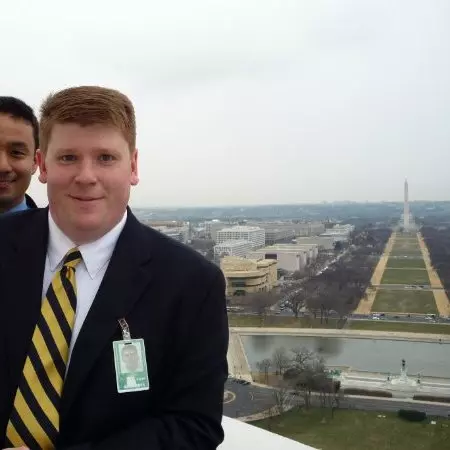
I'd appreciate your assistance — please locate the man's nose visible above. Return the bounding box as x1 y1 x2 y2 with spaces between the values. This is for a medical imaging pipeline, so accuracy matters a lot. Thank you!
74 161 97 184
0 150 12 172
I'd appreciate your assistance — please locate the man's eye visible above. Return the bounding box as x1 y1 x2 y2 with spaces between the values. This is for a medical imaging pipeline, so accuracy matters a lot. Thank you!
99 154 115 162
11 150 26 157
60 155 76 162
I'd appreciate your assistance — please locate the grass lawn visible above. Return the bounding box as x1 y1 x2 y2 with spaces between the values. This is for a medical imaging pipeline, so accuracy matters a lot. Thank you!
390 251 423 258
386 258 426 269
253 408 450 450
381 268 430 285
349 320 450 335
227 314 340 329
372 289 438 314
392 239 419 247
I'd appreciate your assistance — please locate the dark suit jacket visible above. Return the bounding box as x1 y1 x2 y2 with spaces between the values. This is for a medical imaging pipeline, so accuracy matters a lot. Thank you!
0 208 229 449
25 193 38 209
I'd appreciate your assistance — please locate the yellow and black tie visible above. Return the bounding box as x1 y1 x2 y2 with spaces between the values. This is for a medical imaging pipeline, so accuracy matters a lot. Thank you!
5 248 82 450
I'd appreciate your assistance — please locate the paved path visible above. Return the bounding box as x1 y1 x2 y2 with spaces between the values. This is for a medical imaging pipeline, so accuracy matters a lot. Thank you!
418 233 450 316
231 326 450 343
227 331 252 381
354 232 396 314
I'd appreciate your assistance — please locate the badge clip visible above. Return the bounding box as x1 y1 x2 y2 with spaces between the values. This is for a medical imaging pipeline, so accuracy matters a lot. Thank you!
118 318 132 343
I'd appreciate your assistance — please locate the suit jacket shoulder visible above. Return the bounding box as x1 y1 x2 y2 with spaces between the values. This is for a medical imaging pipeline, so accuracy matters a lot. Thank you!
0 208 45 254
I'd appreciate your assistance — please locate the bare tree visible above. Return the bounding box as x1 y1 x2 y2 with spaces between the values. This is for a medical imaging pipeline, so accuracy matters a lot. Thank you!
256 358 272 384
249 292 276 326
287 289 306 318
272 347 290 376
284 348 327 410
292 270 304 280
272 380 292 415
317 377 343 418
290 347 314 367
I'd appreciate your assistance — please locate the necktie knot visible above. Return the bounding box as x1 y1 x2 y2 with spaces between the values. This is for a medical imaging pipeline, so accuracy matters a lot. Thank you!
63 247 82 269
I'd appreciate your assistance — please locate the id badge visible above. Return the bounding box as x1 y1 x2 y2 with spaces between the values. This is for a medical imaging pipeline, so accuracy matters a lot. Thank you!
113 319 150 393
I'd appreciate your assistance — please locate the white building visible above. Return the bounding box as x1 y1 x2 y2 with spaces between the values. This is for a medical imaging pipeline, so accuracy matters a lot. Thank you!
294 236 336 251
248 243 319 272
321 224 355 241
153 225 190 244
214 240 254 259
205 220 230 241
216 226 265 249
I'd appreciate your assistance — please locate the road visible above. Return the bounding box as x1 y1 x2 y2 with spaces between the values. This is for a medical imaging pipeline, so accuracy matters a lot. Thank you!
338 395 450 418
223 380 450 419
296 393 450 418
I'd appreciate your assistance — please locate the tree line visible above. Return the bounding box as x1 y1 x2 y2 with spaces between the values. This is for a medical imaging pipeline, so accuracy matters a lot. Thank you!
421 226 450 292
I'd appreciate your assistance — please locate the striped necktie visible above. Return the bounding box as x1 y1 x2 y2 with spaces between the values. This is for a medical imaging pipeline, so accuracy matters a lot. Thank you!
5 248 82 450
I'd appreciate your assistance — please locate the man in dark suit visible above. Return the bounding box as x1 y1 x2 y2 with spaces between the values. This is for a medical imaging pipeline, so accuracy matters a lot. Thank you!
0 97 39 214
0 86 229 450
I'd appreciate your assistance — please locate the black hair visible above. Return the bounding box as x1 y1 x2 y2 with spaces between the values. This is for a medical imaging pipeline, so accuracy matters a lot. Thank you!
0 96 39 149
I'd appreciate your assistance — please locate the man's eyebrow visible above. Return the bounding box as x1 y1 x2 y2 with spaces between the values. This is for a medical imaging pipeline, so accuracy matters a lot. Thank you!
8 141 30 151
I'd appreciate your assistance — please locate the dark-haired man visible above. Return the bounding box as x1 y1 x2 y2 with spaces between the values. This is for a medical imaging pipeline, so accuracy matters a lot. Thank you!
0 96 39 214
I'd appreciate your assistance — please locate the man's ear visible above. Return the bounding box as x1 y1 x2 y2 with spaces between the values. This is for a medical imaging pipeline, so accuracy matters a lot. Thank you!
36 149 48 184
31 151 38 175
130 149 139 186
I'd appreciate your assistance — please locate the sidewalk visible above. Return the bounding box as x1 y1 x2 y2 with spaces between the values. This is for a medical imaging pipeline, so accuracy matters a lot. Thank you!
231 326 450 343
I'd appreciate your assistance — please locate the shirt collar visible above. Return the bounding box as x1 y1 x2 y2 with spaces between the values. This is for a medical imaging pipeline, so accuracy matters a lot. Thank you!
3 197 28 215
47 210 128 278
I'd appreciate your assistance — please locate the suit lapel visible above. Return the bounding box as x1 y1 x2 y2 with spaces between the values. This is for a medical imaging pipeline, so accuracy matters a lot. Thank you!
4 209 48 392
60 211 154 420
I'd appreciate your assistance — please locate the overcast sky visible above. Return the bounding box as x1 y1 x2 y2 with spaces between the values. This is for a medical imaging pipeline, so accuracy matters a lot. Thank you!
1 0 449 207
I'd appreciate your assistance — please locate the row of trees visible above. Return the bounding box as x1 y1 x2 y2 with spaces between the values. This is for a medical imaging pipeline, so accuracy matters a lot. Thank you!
421 226 450 291
303 227 390 318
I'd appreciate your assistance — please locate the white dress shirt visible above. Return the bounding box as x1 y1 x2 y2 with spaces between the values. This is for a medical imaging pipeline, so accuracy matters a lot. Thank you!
42 210 127 363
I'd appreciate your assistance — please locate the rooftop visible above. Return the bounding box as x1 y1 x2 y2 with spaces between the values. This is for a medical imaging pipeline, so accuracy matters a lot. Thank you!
215 240 253 248
219 226 264 232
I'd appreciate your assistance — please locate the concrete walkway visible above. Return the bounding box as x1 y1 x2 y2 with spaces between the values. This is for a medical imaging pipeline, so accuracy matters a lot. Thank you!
227 331 252 381
418 233 450 316
231 326 450 343
354 232 396 314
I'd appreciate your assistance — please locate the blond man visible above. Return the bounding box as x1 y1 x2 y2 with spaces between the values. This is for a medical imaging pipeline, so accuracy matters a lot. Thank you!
0 86 228 450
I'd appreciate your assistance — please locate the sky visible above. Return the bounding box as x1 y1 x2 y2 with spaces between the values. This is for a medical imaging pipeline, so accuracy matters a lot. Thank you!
1 0 450 207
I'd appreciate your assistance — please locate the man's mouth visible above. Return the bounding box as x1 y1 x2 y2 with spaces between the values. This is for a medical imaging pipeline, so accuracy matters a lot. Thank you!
69 195 102 202
0 180 14 188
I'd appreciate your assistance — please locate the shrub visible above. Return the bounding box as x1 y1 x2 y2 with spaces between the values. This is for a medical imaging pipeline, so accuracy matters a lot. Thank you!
413 395 450 403
398 409 427 422
343 388 392 398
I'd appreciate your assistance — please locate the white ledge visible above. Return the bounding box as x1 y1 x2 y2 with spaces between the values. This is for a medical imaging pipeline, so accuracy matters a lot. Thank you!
220 416 317 450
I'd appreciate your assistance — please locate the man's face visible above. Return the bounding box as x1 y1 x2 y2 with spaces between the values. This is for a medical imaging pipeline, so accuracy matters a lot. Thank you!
0 113 37 212
122 345 139 372
37 123 138 244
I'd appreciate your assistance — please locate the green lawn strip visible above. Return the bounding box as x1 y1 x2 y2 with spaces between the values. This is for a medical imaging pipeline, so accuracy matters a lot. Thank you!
253 409 450 450
372 290 438 314
386 258 426 269
380 268 430 285
349 320 450 334
227 314 340 328
390 249 423 256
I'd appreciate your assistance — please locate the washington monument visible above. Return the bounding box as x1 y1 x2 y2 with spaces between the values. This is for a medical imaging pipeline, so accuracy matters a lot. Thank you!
404 178 410 230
